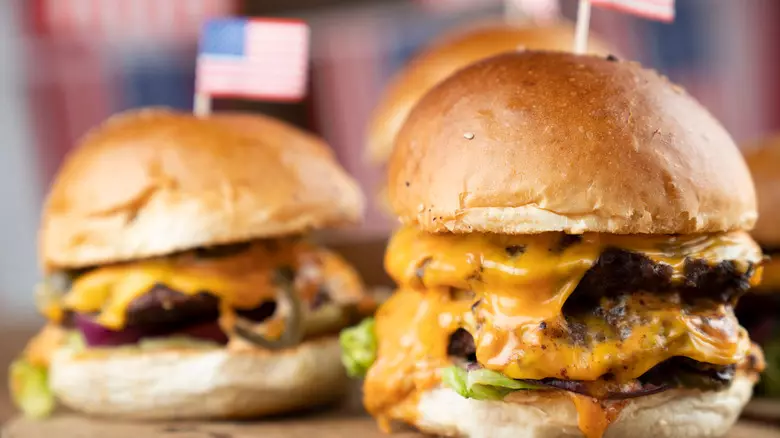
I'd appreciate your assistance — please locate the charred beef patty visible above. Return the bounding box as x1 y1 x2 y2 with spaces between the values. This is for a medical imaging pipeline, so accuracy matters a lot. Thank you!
125 284 221 328
564 247 755 311
60 241 343 333
411 236 757 307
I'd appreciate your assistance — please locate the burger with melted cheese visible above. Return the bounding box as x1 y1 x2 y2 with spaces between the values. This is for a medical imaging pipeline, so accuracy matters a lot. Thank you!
737 137 780 399
340 52 765 437
366 21 615 213
10 109 373 419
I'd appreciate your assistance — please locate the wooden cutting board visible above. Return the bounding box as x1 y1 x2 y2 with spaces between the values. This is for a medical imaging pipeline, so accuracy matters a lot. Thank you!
3 383 779 438
3 410 779 438
744 399 780 423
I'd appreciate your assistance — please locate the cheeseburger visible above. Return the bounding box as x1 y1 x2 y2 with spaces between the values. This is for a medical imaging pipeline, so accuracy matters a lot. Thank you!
738 138 780 399
11 109 373 419
341 52 765 437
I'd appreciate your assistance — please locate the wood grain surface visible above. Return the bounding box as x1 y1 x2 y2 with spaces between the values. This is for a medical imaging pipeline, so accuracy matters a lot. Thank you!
3 412 780 438
4 390 780 438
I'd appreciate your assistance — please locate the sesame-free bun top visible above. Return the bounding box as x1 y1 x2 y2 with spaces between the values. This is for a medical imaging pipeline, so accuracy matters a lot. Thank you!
41 109 364 270
744 136 780 247
366 21 615 164
388 51 757 235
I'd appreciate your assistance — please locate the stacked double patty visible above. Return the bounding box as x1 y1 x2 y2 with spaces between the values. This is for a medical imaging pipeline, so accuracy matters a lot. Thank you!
442 234 761 398
376 229 763 408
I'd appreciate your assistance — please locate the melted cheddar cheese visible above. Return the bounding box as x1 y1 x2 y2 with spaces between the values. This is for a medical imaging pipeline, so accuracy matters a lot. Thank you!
365 287 471 423
366 227 763 432
753 256 780 291
58 239 365 330
23 324 67 368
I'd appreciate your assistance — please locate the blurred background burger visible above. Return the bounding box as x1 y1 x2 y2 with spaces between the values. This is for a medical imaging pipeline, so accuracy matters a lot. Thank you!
739 137 780 400
365 20 615 213
10 109 374 419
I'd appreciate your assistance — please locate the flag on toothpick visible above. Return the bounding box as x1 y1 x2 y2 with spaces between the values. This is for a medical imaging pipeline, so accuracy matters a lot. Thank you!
196 18 311 110
590 0 675 22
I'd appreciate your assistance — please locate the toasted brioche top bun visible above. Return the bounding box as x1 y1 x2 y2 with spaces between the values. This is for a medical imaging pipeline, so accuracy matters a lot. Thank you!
744 136 780 247
49 337 348 419
388 51 756 235
367 21 615 165
413 372 755 438
41 109 364 270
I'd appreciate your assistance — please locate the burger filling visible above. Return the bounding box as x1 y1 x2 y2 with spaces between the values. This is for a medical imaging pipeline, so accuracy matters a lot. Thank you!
737 249 780 398
340 227 765 436
13 238 371 417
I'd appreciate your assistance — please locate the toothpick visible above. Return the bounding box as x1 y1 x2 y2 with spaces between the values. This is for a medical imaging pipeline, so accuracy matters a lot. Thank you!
574 0 592 54
193 93 212 117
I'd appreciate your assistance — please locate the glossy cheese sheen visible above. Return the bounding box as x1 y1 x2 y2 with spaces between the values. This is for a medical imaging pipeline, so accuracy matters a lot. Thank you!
365 289 750 415
63 240 363 330
386 227 763 295
570 395 626 438
364 287 471 421
366 227 762 430
476 292 750 381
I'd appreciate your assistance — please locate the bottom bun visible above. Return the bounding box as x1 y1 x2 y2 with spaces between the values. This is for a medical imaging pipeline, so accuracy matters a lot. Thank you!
49 336 348 419
415 371 756 438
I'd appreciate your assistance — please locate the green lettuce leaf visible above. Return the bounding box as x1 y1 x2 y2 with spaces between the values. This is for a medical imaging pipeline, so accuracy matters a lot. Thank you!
339 318 377 378
442 366 541 401
9 359 54 418
441 366 470 397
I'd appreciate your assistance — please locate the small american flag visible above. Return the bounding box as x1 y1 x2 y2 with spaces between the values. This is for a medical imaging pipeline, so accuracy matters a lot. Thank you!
196 18 311 102
590 0 674 22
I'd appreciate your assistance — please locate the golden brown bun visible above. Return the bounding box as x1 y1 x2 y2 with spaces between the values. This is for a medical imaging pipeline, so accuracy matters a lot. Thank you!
49 337 348 419
744 136 780 247
389 51 756 235
414 372 755 438
41 109 364 270
367 21 615 165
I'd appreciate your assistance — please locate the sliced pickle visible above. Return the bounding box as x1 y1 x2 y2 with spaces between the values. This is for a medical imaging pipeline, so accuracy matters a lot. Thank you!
234 271 304 350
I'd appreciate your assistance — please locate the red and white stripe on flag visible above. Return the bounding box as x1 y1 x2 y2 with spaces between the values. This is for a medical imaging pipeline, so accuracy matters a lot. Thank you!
590 0 674 22
196 19 311 102
36 0 235 42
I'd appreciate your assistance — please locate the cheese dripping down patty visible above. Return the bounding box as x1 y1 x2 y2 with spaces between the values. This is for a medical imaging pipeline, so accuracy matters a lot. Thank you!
364 227 763 425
